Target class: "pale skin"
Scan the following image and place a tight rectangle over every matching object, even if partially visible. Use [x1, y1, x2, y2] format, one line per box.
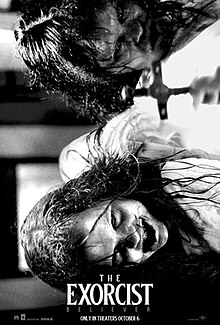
[73, 199, 168, 266]
[72, 168, 220, 268]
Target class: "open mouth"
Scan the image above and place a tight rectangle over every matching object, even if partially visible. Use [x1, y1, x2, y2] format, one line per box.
[140, 218, 157, 252]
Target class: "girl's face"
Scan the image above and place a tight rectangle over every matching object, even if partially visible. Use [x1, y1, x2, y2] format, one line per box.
[73, 199, 168, 266]
[84, 0, 153, 74]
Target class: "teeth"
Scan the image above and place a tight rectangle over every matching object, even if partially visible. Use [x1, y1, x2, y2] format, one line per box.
[139, 216, 146, 239]
[142, 221, 156, 253]
[139, 218, 142, 227]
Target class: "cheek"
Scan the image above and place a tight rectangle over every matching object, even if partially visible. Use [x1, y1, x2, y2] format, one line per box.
[84, 237, 116, 265]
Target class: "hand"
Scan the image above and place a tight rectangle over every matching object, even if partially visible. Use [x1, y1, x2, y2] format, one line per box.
[190, 66, 220, 109]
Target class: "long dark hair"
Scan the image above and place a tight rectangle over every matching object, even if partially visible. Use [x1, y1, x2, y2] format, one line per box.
[20, 140, 220, 291]
[14, 0, 218, 122]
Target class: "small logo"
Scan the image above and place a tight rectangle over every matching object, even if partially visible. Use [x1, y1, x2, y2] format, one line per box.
[14, 315, 19, 321]
[199, 315, 207, 321]
[21, 314, 26, 321]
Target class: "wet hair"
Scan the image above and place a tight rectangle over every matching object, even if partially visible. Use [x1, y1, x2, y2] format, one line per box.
[14, 0, 218, 122]
[20, 138, 220, 291]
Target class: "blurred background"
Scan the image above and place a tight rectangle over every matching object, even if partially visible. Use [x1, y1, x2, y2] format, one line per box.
[0, 0, 220, 321]
[0, 0, 95, 319]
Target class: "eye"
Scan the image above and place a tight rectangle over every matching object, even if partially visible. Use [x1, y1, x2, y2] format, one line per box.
[111, 212, 117, 229]
[111, 211, 121, 229]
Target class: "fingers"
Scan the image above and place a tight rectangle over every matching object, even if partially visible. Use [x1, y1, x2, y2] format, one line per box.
[203, 91, 220, 105]
[191, 88, 205, 110]
[190, 66, 220, 109]
[192, 89, 220, 110]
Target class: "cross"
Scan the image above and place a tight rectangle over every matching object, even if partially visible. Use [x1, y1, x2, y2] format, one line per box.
[132, 62, 191, 119]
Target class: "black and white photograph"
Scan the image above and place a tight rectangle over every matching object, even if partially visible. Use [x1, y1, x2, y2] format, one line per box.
[1, 1, 220, 324]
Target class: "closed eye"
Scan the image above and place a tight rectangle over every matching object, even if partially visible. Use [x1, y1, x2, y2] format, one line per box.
[111, 211, 121, 229]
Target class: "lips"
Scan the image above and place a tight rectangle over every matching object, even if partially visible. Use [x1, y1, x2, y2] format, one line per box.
[139, 217, 157, 252]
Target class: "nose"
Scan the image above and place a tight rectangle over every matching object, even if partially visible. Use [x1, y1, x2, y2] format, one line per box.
[122, 227, 140, 249]
[119, 222, 143, 264]
[119, 216, 141, 257]
[118, 230, 143, 264]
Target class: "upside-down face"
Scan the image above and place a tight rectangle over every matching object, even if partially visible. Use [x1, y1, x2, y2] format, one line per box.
[82, 0, 154, 75]
[16, 0, 219, 121]
[73, 199, 168, 266]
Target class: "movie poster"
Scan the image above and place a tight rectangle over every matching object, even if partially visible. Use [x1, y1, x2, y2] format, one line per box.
[1, 1, 220, 324]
